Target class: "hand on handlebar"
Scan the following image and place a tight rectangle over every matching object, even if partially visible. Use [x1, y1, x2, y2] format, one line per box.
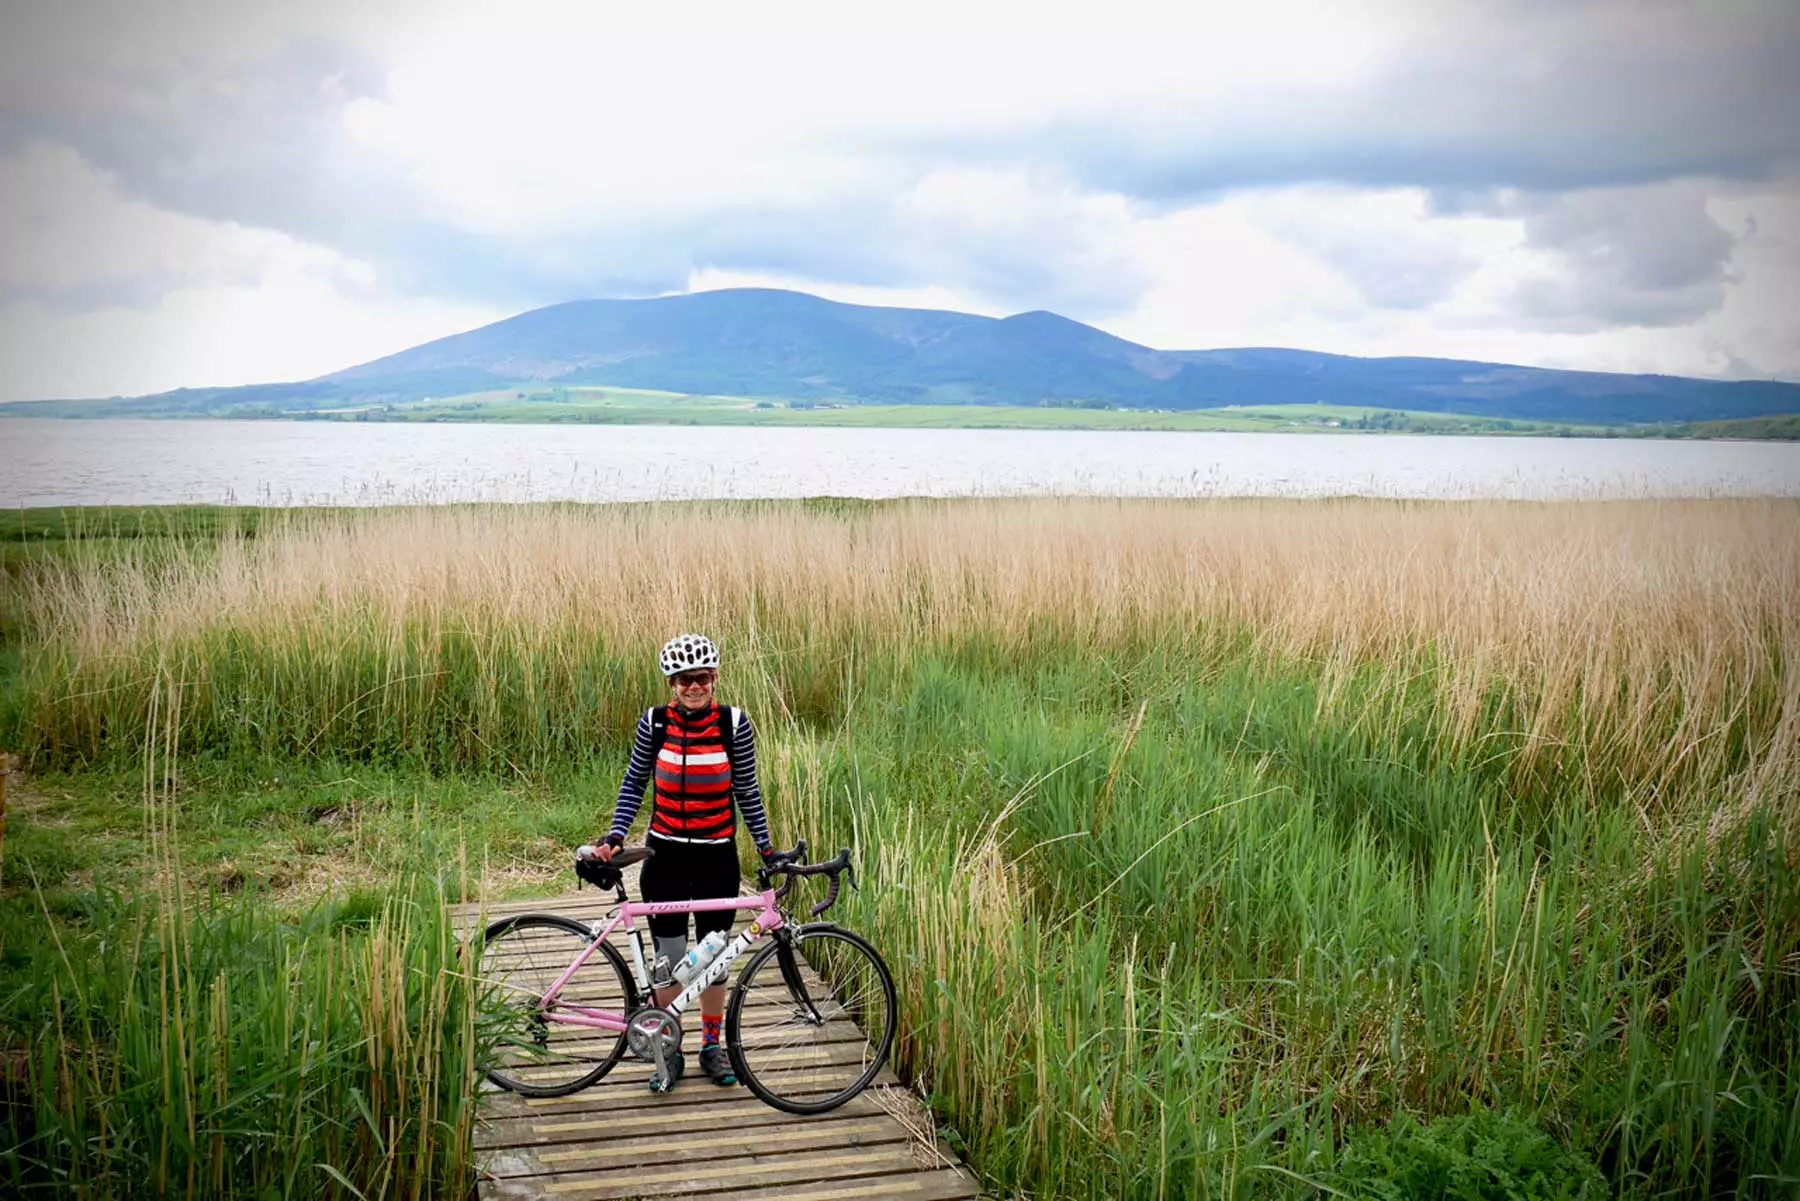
[758, 839, 807, 877]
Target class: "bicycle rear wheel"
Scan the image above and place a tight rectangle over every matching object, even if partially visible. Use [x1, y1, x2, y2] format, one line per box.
[725, 923, 896, 1114]
[477, 913, 637, 1097]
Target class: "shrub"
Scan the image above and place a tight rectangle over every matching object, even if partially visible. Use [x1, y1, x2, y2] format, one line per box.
[1334, 1111, 1607, 1201]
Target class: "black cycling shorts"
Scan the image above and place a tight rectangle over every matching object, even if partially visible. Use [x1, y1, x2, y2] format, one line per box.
[639, 834, 741, 940]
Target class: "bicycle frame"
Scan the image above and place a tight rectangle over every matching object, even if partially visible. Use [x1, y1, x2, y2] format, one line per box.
[535, 889, 787, 1032]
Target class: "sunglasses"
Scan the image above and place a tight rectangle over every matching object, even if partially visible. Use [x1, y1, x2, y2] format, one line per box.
[673, 671, 716, 687]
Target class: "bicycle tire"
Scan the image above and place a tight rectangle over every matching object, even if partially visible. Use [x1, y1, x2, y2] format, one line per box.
[725, 923, 896, 1114]
[478, 912, 637, 1097]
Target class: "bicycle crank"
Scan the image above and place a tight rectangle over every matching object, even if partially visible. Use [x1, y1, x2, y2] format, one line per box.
[625, 1005, 682, 1064]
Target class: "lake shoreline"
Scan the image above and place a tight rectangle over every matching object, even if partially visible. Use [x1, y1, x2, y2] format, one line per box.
[9, 402, 1789, 440]
[8, 418, 1800, 508]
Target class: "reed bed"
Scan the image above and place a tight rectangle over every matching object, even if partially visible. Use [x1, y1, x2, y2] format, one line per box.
[13, 499, 1799, 812]
[6, 497, 1799, 1197]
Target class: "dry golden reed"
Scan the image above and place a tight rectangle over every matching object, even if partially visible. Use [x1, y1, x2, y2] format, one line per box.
[21, 497, 1800, 813]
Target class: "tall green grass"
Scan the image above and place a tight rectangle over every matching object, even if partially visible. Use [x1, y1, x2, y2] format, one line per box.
[1, 882, 485, 1199]
[767, 652, 1800, 1198]
[0, 687, 488, 1199]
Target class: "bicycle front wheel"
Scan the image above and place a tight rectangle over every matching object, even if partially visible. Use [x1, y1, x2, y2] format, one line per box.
[726, 923, 896, 1114]
[477, 913, 636, 1097]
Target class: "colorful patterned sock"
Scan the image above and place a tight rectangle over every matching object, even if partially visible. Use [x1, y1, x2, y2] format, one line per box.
[702, 1013, 722, 1047]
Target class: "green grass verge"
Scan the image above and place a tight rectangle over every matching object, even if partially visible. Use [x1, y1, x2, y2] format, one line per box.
[0, 873, 486, 1198]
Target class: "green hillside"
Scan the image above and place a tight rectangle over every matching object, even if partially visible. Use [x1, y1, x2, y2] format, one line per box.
[6, 289, 1798, 428]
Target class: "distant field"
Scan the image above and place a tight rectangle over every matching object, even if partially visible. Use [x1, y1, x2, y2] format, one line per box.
[9, 382, 1786, 436]
[291, 387, 1607, 435]
[1668, 413, 1800, 440]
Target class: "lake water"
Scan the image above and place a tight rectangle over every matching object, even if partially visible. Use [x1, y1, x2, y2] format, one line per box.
[4, 418, 1798, 507]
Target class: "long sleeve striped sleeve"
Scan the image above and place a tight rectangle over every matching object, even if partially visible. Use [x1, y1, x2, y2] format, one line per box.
[731, 711, 774, 855]
[607, 710, 657, 843]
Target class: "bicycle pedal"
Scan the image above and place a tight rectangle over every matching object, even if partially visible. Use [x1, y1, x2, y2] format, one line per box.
[647, 1049, 685, 1094]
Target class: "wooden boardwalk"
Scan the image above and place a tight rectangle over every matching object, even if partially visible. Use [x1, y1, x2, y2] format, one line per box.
[457, 881, 982, 1201]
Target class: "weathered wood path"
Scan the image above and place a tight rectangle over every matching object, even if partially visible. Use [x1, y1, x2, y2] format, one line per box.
[456, 879, 981, 1201]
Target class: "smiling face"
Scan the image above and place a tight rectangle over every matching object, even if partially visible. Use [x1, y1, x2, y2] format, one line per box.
[669, 668, 717, 712]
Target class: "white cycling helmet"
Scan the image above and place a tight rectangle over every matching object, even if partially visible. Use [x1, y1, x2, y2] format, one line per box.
[659, 633, 720, 677]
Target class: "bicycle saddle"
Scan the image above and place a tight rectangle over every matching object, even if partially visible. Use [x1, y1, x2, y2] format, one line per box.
[575, 845, 654, 890]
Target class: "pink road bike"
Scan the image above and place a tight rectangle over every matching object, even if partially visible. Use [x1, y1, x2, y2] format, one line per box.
[474, 841, 896, 1115]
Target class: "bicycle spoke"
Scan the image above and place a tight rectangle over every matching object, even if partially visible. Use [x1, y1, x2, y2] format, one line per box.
[727, 925, 896, 1114]
[476, 914, 635, 1097]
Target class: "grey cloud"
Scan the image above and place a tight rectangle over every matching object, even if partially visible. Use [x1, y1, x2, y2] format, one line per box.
[2, 0, 1795, 334]
[1473, 182, 1742, 332]
[1521, 187, 1735, 293]
[408, 194, 1149, 322]
[2, 0, 1142, 319]
[5, 39, 392, 238]
[1, 7, 1147, 322]
[932, 3, 1800, 200]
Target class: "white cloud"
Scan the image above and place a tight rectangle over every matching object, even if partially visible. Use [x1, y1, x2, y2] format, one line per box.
[682, 271, 1007, 321]
[1, 0, 1797, 396]
[0, 143, 358, 308]
[0, 283, 503, 403]
[338, 0, 1391, 237]
[1100, 181, 1800, 379]
[0, 145, 502, 400]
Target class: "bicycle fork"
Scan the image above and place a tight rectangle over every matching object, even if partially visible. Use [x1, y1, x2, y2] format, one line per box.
[774, 933, 827, 1025]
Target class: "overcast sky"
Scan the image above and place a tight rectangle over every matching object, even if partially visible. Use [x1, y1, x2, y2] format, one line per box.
[2, 0, 1797, 401]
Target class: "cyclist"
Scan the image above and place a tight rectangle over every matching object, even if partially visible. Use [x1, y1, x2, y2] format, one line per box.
[590, 633, 777, 1093]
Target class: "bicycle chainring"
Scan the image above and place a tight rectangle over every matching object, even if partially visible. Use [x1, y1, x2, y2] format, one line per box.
[625, 1006, 683, 1062]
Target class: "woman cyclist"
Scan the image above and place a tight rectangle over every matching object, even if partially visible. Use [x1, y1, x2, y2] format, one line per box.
[589, 633, 777, 1092]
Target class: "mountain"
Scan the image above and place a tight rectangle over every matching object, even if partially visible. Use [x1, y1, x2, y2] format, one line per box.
[10, 288, 1800, 425]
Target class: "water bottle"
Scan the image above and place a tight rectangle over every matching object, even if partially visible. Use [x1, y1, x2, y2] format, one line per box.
[671, 931, 729, 988]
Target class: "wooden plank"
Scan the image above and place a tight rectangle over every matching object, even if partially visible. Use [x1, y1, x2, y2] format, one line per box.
[474, 1062, 912, 1137]
[697, 1167, 982, 1201]
[539, 1147, 924, 1199]
[478, 1095, 880, 1150]
[481, 1151, 977, 1201]
[468, 884, 978, 1201]
[507, 1118, 903, 1176]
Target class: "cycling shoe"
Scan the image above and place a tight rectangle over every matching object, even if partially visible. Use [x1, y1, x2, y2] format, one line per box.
[699, 1044, 737, 1086]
